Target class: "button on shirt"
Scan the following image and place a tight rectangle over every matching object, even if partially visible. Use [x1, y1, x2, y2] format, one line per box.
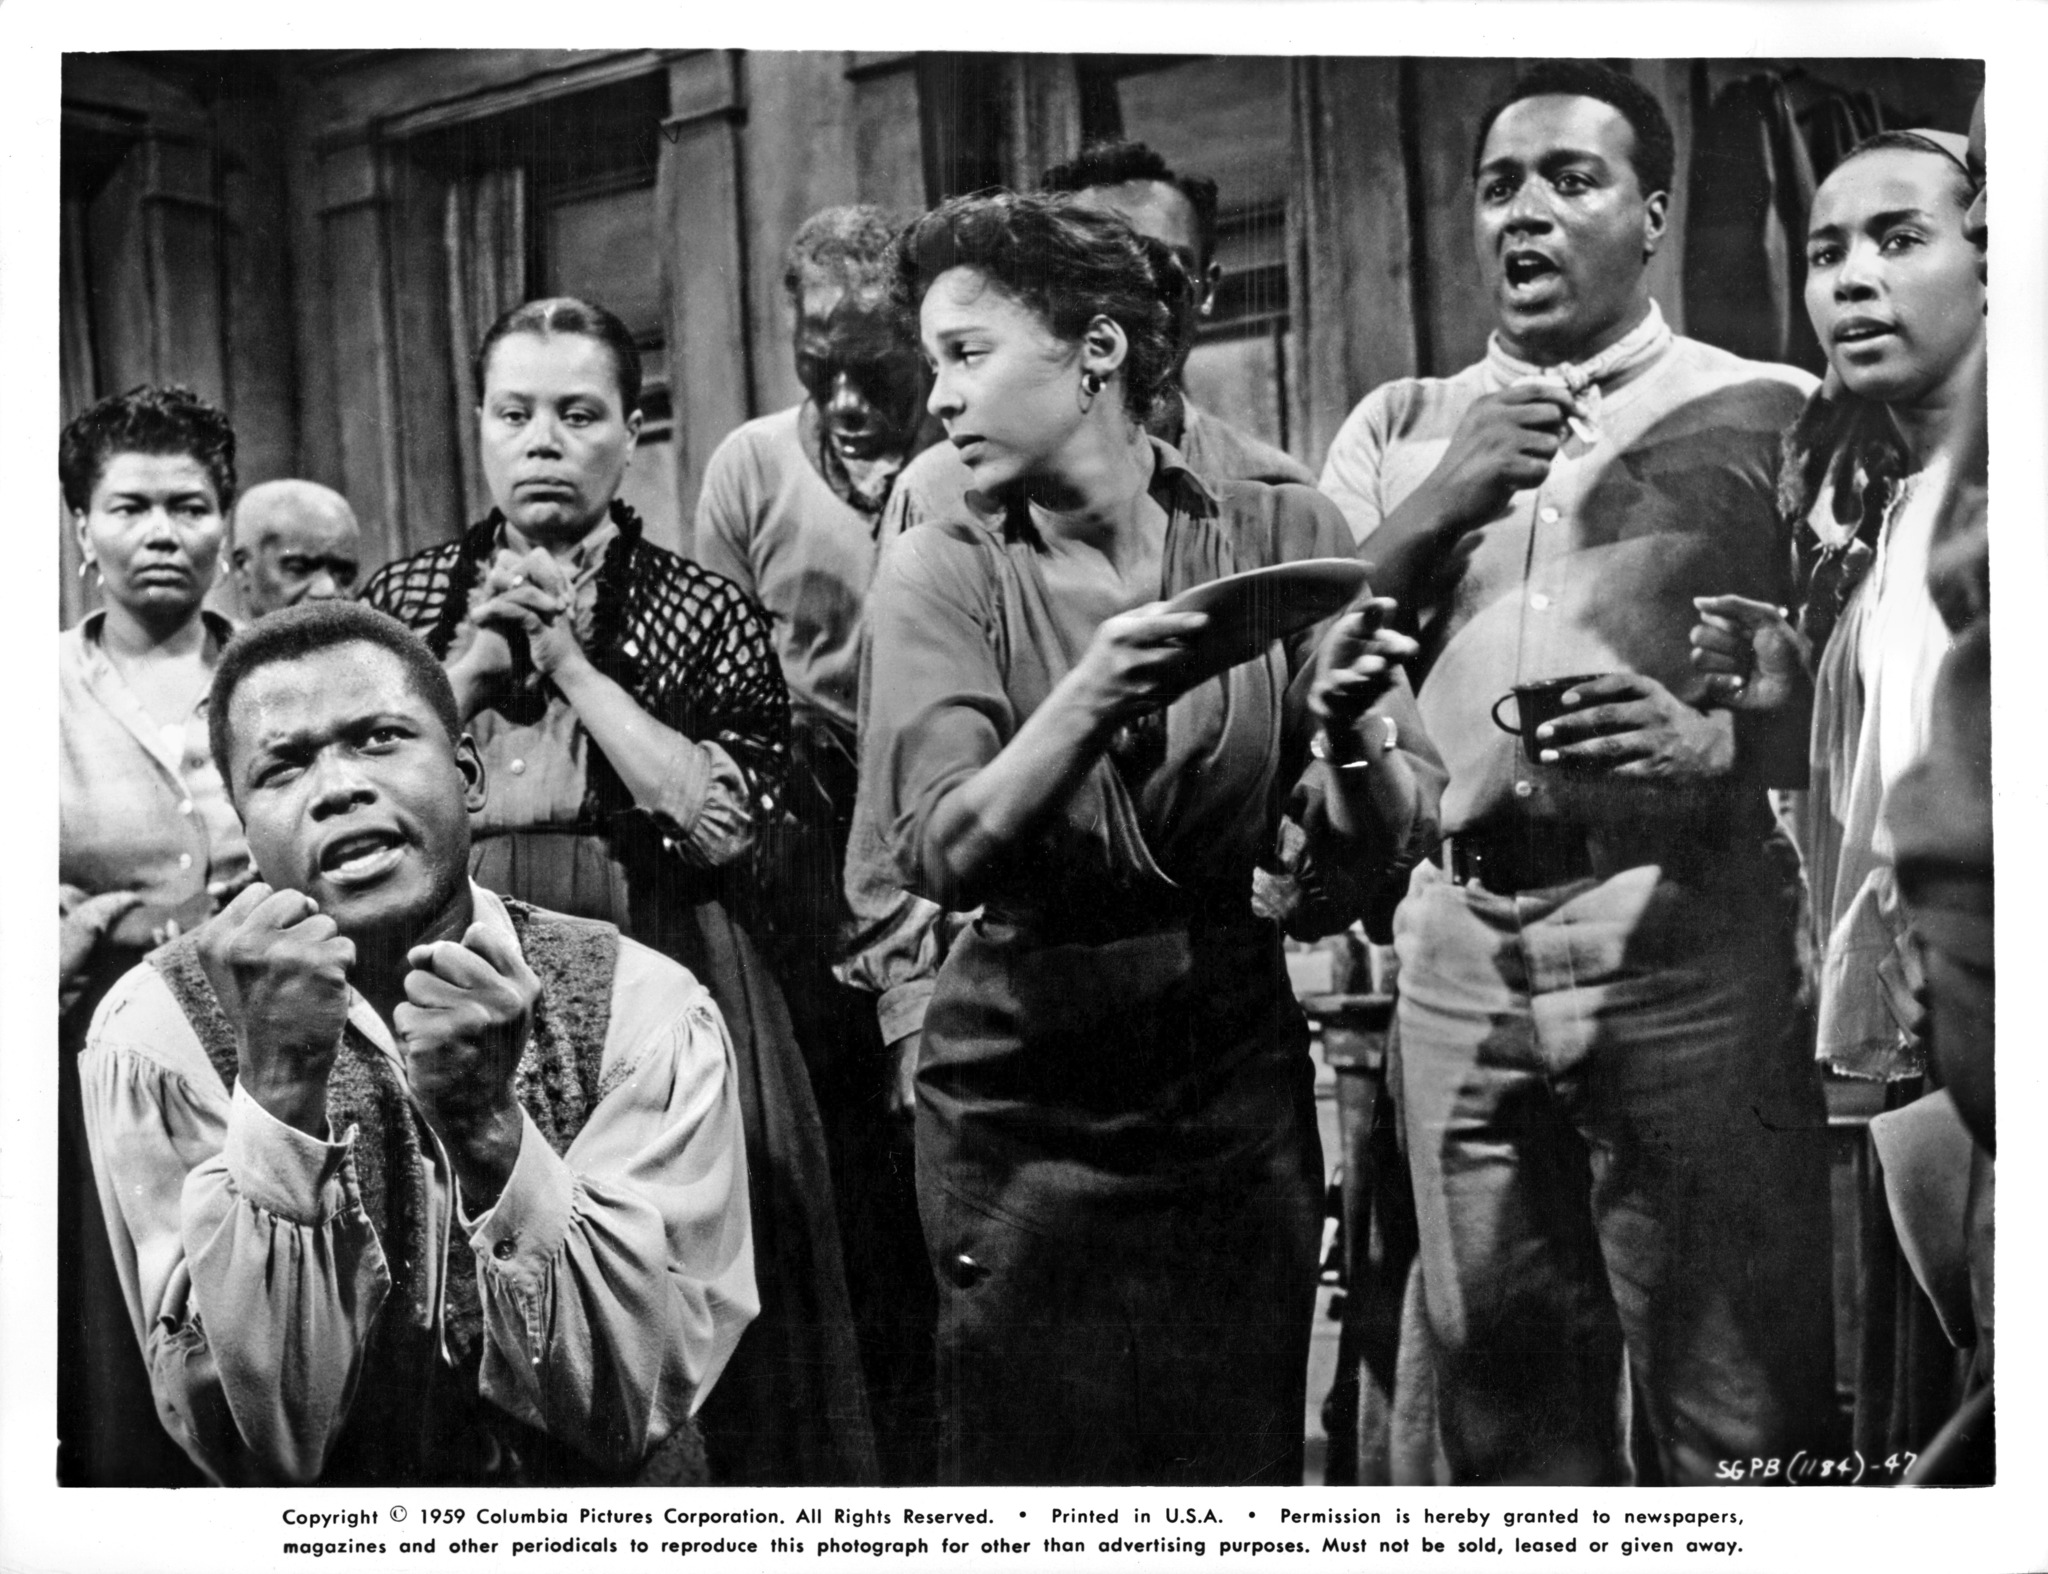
[59, 611, 251, 971]
[1320, 319, 1814, 833]
[843, 407, 1323, 1047]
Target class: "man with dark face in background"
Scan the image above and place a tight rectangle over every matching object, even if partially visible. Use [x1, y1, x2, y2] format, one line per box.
[694, 204, 936, 979]
[691, 204, 940, 1482]
[1318, 61, 1836, 1485]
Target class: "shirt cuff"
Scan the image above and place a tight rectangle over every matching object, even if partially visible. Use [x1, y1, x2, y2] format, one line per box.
[878, 979, 934, 1048]
[463, 1111, 575, 1287]
[223, 1082, 356, 1225]
[656, 738, 715, 839]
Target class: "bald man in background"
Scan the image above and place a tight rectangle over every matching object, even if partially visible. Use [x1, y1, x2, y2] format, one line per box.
[229, 480, 362, 619]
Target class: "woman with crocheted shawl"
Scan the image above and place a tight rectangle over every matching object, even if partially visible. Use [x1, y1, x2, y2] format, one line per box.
[362, 297, 876, 1485]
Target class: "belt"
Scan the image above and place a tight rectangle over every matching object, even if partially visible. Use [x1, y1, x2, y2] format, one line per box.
[1435, 817, 1747, 896]
[981, 878, 1259, 945]
[1435, 823, 1597, 894]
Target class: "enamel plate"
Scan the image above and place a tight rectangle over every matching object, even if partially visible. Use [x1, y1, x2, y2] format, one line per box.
[1163, 558, 1372, 683]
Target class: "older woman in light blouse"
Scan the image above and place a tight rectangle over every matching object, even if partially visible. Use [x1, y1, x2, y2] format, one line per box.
[58, 383, 253, 1485]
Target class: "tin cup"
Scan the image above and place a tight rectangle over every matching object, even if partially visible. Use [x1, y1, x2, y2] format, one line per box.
[1490, 674, 1608, 764]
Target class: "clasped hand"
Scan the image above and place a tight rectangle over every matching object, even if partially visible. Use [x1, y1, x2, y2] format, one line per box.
[1529, 672, 1733, 780]
[454, 547, 588, 690]
[1422, 385, 1582, 533]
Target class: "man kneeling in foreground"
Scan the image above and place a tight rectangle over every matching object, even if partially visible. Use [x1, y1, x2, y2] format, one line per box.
[82, 601, 757, 1485]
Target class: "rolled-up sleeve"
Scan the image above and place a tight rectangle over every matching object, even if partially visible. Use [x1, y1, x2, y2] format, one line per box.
[835, 763, 957, 1045]
[463, 948, 756, 1465]
[640, 737, 759, 870]
[836, 610, 969, 1043]
[859, 528, 1013, 910]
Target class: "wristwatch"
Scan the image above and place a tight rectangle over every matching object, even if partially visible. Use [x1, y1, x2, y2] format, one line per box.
[1312, 715, 1398, 771]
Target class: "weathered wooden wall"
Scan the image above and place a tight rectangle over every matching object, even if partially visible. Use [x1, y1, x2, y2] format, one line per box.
[58, 49, 1984, 623]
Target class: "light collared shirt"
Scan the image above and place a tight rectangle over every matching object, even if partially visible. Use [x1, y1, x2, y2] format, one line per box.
[59, 610, 252, 1006]
[880, 397, 1316, 548]
[1320, 312, 1815, 833]
[80, 881, 757, 1485]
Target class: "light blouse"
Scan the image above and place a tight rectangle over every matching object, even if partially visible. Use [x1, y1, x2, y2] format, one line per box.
[59, 610, 251, 1009]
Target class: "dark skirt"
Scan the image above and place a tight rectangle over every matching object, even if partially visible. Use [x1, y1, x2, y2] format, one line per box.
[743, 713, 940, 1485]
[914, 910, 1324, 1486]
[472, 827, 878, 1485]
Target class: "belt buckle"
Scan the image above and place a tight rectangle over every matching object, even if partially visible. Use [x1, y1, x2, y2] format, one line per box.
[1440, 826, 1585, 894]
[1437, 834, 1488, 889]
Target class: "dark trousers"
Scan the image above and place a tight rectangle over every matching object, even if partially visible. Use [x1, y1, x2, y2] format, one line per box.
[1394, 856, 1838, 1485]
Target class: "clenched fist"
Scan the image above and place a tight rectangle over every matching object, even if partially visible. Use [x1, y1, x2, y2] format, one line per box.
[197, 884, 356, 1137]
[396, 922, 539, 1206]
[1418, 384, 1580, 534]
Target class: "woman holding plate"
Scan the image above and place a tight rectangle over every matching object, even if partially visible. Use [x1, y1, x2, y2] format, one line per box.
[861, 191, 1443, 1485]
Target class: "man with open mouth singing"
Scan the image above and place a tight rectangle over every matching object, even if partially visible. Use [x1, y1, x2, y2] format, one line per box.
[1318, 60, 1837, 1486]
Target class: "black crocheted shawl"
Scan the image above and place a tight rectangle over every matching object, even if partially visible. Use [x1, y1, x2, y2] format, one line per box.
[360, 502, 790, 833]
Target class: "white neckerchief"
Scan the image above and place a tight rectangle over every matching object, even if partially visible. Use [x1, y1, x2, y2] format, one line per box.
[1486, 300, 1673, 448]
